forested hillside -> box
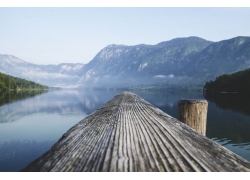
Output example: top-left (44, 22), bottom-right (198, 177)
top-left (0, 72), bottom-right (48, 91)
top-left (204, 68), bottom-right (250, 93)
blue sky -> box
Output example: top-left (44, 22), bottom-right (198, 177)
top-left (1, 3), bottom-right (250, 65)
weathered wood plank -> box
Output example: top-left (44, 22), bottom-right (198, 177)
top-left (21, 92), bottom-right (250, 172)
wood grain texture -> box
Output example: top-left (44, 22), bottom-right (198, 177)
top-left (21, 92), bottom-right (250, 172)
top-left (178, 100), bottom-right (208, 136)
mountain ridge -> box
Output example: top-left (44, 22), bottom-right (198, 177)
top-left (76, 36), bottom-right (214, 88)
top-left (1, 36), bottom-right (250, 89)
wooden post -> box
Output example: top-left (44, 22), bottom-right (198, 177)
top-left (178, 99), bottom-right (208, 136)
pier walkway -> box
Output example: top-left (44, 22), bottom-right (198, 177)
top-left (22, 92), bottom-right (250, 172)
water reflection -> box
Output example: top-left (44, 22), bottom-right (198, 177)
top-left (0, 140), bottom-right (55, 172)
top-left (131, 90), bottom-right (205, 119)
top-left (204, 92), bottom-right (250, 116)
top-left (0, 90), bottom-right (119, 123)
top-left (211, 137), bottom-right (250, 162)
top-left (203, 93), bottom-right (250, 161)
top-left (0, 90), bottom-right (46, 107)
top-left (0, 89), bottom-right (250, 171)
top-left (204, 93), bottom-right (250, 144)
top-left (0, 89), bottom-right (207, 124)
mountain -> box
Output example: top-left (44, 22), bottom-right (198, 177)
top-left (76, 37), bottom-right (213, 88)
top-left (0, 55), bottom-right (85, 88)
top-left (76, 36), bottom-right (250, 89)
top-left (2, 36), bottom-right (250, 90)
top-left (184, 36), bottom-right (250, 78)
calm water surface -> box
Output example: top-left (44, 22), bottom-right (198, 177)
top-left (0, 89), bottom-right (249, 171)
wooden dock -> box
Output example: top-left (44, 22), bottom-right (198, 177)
top-left (21, 92), bottom-right (250, 172)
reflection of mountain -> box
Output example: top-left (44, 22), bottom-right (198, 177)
top-left (0, 89), bottom-right (205, 124)
top-left (0, 90), bottom-right (47, 107)
top-left (0, 90), bottom-right (123, 123)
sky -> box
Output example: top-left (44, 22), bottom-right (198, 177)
top-left (1, 1), bottom-right (250, 65)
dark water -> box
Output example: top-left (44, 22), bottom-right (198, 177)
top-left (0, 89), bottom-right (249, 171)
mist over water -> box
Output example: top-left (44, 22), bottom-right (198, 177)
top-left (0, 89), bottom-right (249, 171)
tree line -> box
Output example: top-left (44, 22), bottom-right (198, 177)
top-left (0, 72), bottom-right (48, 91)
top-left (204, 68), bottom-right (250, 93)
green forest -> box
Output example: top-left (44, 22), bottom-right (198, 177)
top-left (0, 72), bottom-right (48, 91)
top-left (204, 68), bottom-right (250, 93)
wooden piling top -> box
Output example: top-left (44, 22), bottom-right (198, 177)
top-left (178, 99), bottom-right (208, 104)
top-left (22, 92), bottom-right (250, 172)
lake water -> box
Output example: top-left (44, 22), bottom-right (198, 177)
top-left (0, 89), bottom-right (249, 172)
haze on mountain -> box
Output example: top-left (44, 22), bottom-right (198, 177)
top-left (0, 54), bottom-right (85, 88)
top-left (1, 36), bottom-right (250, 90)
